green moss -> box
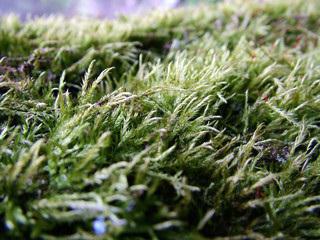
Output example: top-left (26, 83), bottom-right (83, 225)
top-left (1, 0), bottom-right (320, 239)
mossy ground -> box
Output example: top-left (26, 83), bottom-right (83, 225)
top-left (1, 0), bottom-right (320, 239)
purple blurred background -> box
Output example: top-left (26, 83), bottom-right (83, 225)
top-left (0, 0), bottom-right (183, 19)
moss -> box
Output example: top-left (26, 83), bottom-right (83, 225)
top-left (1, 0), bottom-right (320, 239)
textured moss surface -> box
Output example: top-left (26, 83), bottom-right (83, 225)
top-left (1, 0), bottom-right (320, 239)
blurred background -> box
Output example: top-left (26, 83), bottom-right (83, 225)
top-left (0, 0), bottom-right (217, 19)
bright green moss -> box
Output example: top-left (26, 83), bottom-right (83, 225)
top-left (1, 0), bottom-right (320, 239)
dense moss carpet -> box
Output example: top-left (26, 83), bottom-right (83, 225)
top-left (1, 0), bottom-right (320, 239)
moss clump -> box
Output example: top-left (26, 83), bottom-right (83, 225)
top-left (1, 0), bottom-right (320, 239)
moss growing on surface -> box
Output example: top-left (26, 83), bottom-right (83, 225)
top-left (1, 0), bottom-right (320, 239)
